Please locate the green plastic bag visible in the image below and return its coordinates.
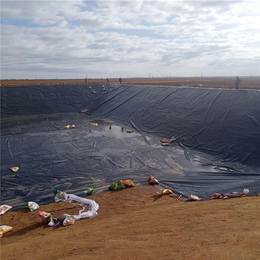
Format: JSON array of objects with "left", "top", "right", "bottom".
[
  {"left": 109, "top": 180, "right": 123, "bottom": 191},
  {"left": 109, "top": 182, "right": 118, "bottom": 191},
  {"left": 85, "top": 188, "right": 94, "bottom": 196}
]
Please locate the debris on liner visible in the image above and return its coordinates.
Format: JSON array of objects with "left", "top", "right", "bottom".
[
  {"left": 108, "top": 180, "right": 134, "bottom": 191},
  {"left": 0, "top": 205, "right": 12, "bottom": 215},
  {"left": 24, "top": 201, "right": 39, "bottom": 211},
  {"left": 148, "top": 174, "right": 159, "bottom": 185},
  {"left": 37, "top": 211, "right": 52, "bottom": 222},
  {"left": 79, "top": 109, "right": 88, "bottom": 113},
  {"left": 187, "top": 195, "right": 202, "bottom": 201},
  {"left": 0, "top": 225, "right": 13, "bottom": 237},
  {"left": 64, "top": 125, "right": 75, "bottom": 129},
  {"left": 125, "top": 129, "right": 134, "bottom": 133},
  {"left": 10, "top": 166, "right": 19, "bottom": 172},
  {"left": 160, "top": 136, "right": 177, "bottom": 146},
  {"left": 176, "top": 195, "right": 183, "bottom": 200},
  {"left": 156, "top": 189, "right": 173, "bottom": 195},
  {"left": 84, "top": 187, "right": 94, "bottom": 196},
  {"left": 37, "top": 190, "right": 99, "bottom": 227},
  {"left": 210, "top": 188, "right": 249, "bottom": 199}
]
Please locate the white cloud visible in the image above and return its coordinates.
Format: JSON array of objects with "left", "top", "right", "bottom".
[{"left": 1, "top": 0, "right": 260, "bottom": 79}]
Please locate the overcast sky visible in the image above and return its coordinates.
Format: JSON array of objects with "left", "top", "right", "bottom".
[{"left": 1, "top": 0, "right": 260, "bottom": 79}]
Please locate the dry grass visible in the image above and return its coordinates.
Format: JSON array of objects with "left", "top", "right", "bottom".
[{"left": 1, "top": 77, "right": 260, "bottom": 90}]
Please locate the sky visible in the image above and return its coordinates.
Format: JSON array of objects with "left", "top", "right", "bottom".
[{"left": 1, "top": 0, "right": 260, "bottom": 79}]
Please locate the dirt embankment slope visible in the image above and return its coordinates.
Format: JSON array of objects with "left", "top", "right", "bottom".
[{"left": 1, "top": 185, "right": 260, "bottom": 260}]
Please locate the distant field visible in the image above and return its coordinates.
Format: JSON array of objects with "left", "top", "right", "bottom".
[{"left": 1, "top": 77, "right": 260, "bottom": 90}]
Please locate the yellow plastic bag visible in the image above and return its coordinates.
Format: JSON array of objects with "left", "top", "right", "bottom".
[
  {"left": 64, "top": 125, "right": 75, "bottom": 129},
  {"left": 121, "top": 180, "right": 134, "bottom": 187},
  {"left": 0, "top": 225, "right": 13, "bottom": 237}
]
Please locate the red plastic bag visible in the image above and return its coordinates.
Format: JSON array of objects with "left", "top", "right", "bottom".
[{"left": 148, "top": 174, "right": 159, "bottom": 185}]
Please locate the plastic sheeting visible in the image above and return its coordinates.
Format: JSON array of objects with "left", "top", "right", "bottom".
[
  {"left": 1, "top": 84, "right": 260, "bottom": 209},
  {"left": 54, "top": 193, "right": 99, "bottom": 220}
]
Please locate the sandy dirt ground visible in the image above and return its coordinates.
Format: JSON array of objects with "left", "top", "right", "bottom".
[
  {"left": 1, "top": 184, "right": 260, "bottom": 260},
  {"left": 1, "top": 77, "right": 260, "bottom": 90}
]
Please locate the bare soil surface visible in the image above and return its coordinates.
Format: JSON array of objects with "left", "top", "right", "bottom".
[
  {"left": 1, "top": 185, "right": 260, "bottom": 260},
  {"left": 1, "top": 77, "right": 260, "bottom": 90}
]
